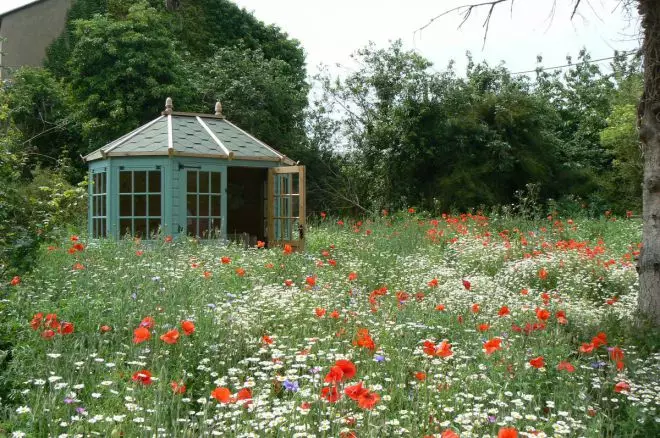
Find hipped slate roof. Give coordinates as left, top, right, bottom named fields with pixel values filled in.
left=83, top=101, right=294, bottom=164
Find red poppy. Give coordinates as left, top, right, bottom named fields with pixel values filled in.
left=555, top=310, right=568, bottom=325
left=579, top=342, right=595, bottom=354
left=408, top=208, right=416, bottom=214
left=283, top=244, right=293, bottom=255
left=160, top=329, right=180, bottom=344
left=345, top=381, right=369, bottom=400
left=59, top=322, right=74, bottom=335
left=441, top=430, right=459, bottom=438
left=133, top=327, right=151, bottom=344
left=10, top=276, right=21, bottom=286
left=339, top=431, right=357, bottom=438
left=435, top=304, right=446, bottom=311
left=262, top=335, right=274, bottom=345
left=609, top=346, right=624, bottom=362
left=335, top=360, right=357, bottom=380
left=353, top=328, right=376, bottom=351
left=315, top=308, right=326, bottom=317
left=135, top=250, right=144, bottom=256
left=140, top=316, right=155, bottom=329
left=235, top=268, right=246, bottom=277
left=235, top=387, right=252, bottom=402
left=538, top=268, right=548, bottom=280
left=535, top=308, right=550, bottom=321
left=414, top=371, right=426, bottom=381
left=170, top=381, right=186, bottom=394
left=256, top=240, right=265, bottom=248
left=592, top=332, right=607, bottom=348
left=203, top=271, right=212, bottom=278
left=41, top=329, right=56, bottom=340
left=221, top=256, right=231, bottom=264
left=428, top=278, right=439, bottom=288
left=211, top=387, right=232, bottom=403
left=498, top=428, right=518, bottom=438
left=483, top=337, right=502, bottom=355
left=557, top=361, right=575, bottom=373
left=320, top=211, right=327, bottom=219
left=72, top=263, right=85, bottom=270
left=284, top=279, right=294, bottom=287
left=132, top=369, right=152, bottom=385
left=471, top=303, right=480, bottom=313
left=73, top=243, right=84, bottom=252
left=305, top=276, right=316, bottom=287
left=30, top=313, right=43, bottom=331
left=348, top=272, right=358, bottom=281
left=462, top=279, right=471, bottom=290
left=529, top=356, right=545, bottom=369
left=357, top=391, right=380, bottom=409
left=321, top=385, right=341, bottom=402
left=70, top=235, right=79, bottom=242
left=478, top=323, right=490, bottom=332
left=100, top=325, right=112, bottom=333
left=498, top=306, right=510, bottom=317
left=324, top=366, right=345, bottom=383
left=520, top=288, right=529, bottom=296
left=181, top=320, right=195, bottom=336
left=329, top=310, right=340, bottom=319
left=164, top=235, right=173, bottom=243
left=614, top=381, right=630, bottom=393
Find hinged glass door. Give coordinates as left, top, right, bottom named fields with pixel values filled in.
left=267, top=166, right=306, bottom=250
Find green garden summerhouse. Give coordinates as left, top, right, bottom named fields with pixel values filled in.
left=84, top=98, right=306, bottom=249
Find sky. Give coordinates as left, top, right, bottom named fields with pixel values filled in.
left=1, top=0, right=641, bottom=77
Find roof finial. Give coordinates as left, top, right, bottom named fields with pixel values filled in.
left=164, top=97, right=173, bottom=115
left=215, top=101, right=224, bottom=118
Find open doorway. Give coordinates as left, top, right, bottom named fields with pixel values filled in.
left=227, top=167, right=267, bottom=244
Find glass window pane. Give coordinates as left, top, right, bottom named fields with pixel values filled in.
left=149, top=195, right=161, bottom=216
left=119, top=219, right=132, bottom=237
left=283, top=218, right=291, bottom=240
left=100, top=173, right=105, bottom=194
left=187, top=171, right=197, bottom=193
left=134, top=219, right=147, bottom=238
left=100, top=195, right=106, bottom=217
left=187, top=219, right=197, bottom=237
left=274, top=218, right=281, bottom=240
left=148, top=171, right=161, bottom=193
left=199, top=195, right=209, bottom=216
left=134, top=171, right=146, bottom=193
left=100, top=219, right=106, bottom=238
left=93, top=174, right=99, bottom=194
left=199, top=172, right=209, bottom=193
left=280, top=196, right=290, bottom=218
left=209, top=217, right=221, bottom=233
left=120, top=171, right=132, bottom=193
left=280, top=175, right=290, bottom=194
left=211, top=195, right=221, bottom=216
left=273, top=175, right=280, bottom=196
left=120, top=195, right=132, bottom=216
left=187, top=195, right=197, bottom=216
left=134, top=195, right=146, bottom=217
left=292, top=173, right=299, bottom=195
left=211, top=172, right=221, bottom=193
left=199, top=218, right=210, bottom=237
left=148, top=220, right=161, bottom=238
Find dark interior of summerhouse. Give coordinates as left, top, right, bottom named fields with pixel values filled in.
left=227, top=167, right=267, bottom=245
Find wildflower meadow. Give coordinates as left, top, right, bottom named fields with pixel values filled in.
left=1, top=212, right=659, bottom=438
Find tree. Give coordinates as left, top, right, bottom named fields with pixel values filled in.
left=313, top=42, right=571, bottom=213
left=66, top=1, right=183, bottom=151
left=418, top=0, right=660, bottom=325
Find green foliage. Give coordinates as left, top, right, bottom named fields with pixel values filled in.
left=66, top=2, right=183, bottom=150
left=2, top=67, right=82, bottom=180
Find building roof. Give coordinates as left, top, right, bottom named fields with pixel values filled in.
left=83, top=100, right=295, bottom=165
left=0, top=0, right=44, bottom=17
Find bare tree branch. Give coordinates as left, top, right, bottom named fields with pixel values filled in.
left=414, top=0, right=586, bottom=46
left=570, top=0, right=583, bottom=20
left=414, top=0, right=508, bottom=36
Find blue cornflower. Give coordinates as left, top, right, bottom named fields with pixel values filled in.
left=283, top=380, right=299, bottom=392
